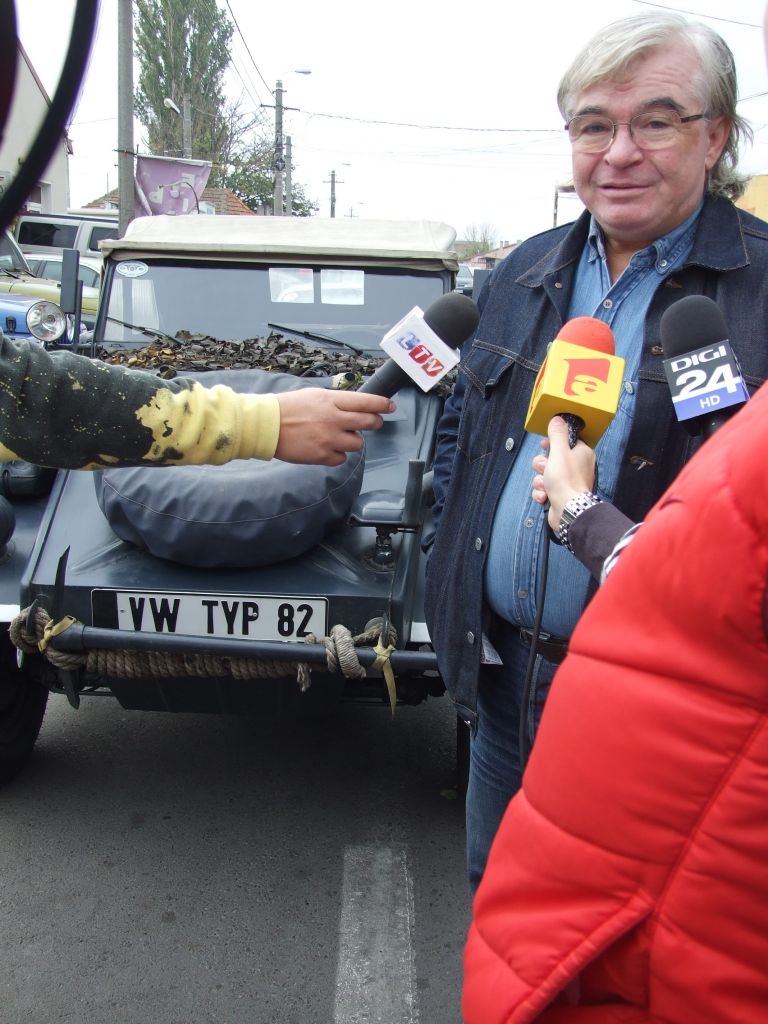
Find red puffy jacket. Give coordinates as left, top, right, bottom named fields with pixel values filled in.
left=463, top=383, right=768, bottom=1024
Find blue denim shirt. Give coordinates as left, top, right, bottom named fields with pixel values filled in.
left=424, top=196, right=768, bottom=724
left=484, top=207, right=701, bottom=637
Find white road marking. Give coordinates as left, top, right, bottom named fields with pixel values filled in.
left=334, top=843, right=419, bottom=1024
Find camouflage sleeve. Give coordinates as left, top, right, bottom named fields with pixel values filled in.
left=0, top=335, right=280, bottom=469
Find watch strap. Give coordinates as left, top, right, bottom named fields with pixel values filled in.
left=557, top=491, right=602, bottom=552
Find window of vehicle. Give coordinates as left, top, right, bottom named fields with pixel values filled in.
left=102, top=260, right=446, bottom=349
left=27, top=257, right=101, bottom=289
left=86, top=225, right=119, bottom=252
left=17, top=221, right=77, bottom=248
left=0, top=232, right=32, bottom=273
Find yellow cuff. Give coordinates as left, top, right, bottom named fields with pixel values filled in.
left=232, top=391, right=281, bottom=461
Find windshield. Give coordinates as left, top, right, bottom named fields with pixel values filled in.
left=0, top=232, right=32, bottom=274
left=99, top=260, right=448, bottom=352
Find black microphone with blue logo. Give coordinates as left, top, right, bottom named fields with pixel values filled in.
left=660, top=295, right=749, bottom=440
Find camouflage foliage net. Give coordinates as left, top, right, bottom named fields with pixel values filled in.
left=95, top=330, right=456, bottom=396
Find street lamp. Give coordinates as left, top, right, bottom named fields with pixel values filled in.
left=270, top=71, right=311, bottom=216
left=163, top=95, right=192, bottom=159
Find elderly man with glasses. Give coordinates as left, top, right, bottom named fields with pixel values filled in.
left=424, top=10, right=768, bottom=893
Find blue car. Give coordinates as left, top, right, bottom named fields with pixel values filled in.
left=0, top=291, right=73, bottom=345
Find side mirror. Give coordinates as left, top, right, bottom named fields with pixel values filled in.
left=59, top=248, right=83, bottom=340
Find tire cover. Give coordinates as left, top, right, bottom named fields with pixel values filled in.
left=93, top=368, right=365, bottom=568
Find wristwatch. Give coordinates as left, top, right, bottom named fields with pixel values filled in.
left=556, top=491, right=602, bottom=552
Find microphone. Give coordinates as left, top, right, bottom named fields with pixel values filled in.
left=660, top=295, right=749, bottom=440
left=359, top=292, right=480, bottom=397
left=524, top=317, right=625, bottom=447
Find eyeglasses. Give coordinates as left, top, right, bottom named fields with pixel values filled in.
left=565, top=110, right=708, bottom=153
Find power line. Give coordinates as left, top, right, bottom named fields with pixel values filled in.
left=629, top=0, right=761, bottom=27
left=301, top=110, right=562, bottom=133
left=221, top=0, right=273, bottom=94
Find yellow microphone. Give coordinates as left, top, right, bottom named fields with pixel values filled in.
left=524, top=317, right=625, bottom=447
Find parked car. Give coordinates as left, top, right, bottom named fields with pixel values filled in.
left=14, top=210, right=118, bottom=258
left=25, top=251, right=102, bottom=291
left=455, top=262, right=474, bottom=296
left=0, top=230, right=100, bottom=328
left=0, top=214, right=471, bottom=785
left=0, top=291, right=75, bottom=345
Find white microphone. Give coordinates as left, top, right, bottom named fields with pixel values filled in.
left=359, top=293, right=479, bottom=397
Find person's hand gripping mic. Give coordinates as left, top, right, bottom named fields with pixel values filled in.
left=531, top=416, right=597, bottom=531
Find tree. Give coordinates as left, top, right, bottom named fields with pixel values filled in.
left=224, top=137, right=318, bottom=217
left=135, top=0, right=234, bottom=168
left=134, top=0, right=316, bottom=214
left=461, top=223, right=499, bottom=259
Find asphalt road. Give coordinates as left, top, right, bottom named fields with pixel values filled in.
left=1, top=690, right=470, bottom=1024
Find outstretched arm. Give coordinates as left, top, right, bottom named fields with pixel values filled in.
left=0, top=335, right=393, bottom=470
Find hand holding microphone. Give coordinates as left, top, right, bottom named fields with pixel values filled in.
left=359, top=292, right=480, bottom=397
left=531, top=417, right=597, bottom=531
left=525, top=316, right=622, bottom=546
left=524, top=317, right=624, bottom=447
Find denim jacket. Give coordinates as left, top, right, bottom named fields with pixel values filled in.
left=424, top=196, right=768, bottom=724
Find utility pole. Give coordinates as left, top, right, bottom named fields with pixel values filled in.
left=272, top=80, right=285, bottom=216
left=325, top=169, right=343, bottom=218
left=182, top=94, right=192, bottom=159
left=285, top=136, right=292, bottom=216
left=117, top=0, right=135, bottom=234
left=262, top=75, right=307, bottom=216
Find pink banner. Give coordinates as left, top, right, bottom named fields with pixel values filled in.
left=134, top=154, right=212, bottom=216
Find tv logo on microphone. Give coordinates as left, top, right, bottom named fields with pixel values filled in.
left=563, top=357, right=613, bottom=396
left=395, top=331, right=447, bottom=378
left=662, top=340, right=749, bottom=421
left=379, top=306, right=460, bottom=392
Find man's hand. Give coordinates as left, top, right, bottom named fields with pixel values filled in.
left=531, top=415, right=597, bottom=529
left=275, top=388, right=395, bottom=466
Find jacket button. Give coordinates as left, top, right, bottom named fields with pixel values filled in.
left=650, top=345, right=663, bottom=356
left=474, top=537, right=482, bottom=551
left=505, top=437, right=514, bottom=451
left=467, top=631, right=476, bottom=645
left=554, top=281, right=563, bottom=289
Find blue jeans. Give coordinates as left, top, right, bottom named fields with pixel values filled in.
left=466, top=620, right=559, bottom=892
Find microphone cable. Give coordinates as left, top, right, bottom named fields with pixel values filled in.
left=518, top=513, right=551, bottom=771
left=518, top=458, right=600, bottom=771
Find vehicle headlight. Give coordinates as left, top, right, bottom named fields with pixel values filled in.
left=25, top=300, right=66, bottom=343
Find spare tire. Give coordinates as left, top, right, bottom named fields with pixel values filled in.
left=93, top=369, right=365, bottom=568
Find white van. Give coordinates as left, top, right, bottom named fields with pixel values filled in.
left=14, top=210, right=118, bottom=257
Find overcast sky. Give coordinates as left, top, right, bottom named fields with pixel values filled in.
left=16, top=0, right=768, bottom=244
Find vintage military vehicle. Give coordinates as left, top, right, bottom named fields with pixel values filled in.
left=0, top=214, right=472, bottom=784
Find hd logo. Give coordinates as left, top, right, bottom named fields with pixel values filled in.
left=662, top=340, right=749, bottom=421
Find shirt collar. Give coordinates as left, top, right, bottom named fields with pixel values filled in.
left=586, top=201, right=704, bottom=272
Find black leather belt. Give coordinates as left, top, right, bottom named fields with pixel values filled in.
left=519, top=627, right=569, bottom=664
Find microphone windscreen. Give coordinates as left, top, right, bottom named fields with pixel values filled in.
left=660, top=295, right=729, bottom=357
left=423, top=292, right=480, bottom=348
left=558, top=316, right=615, bottom=354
